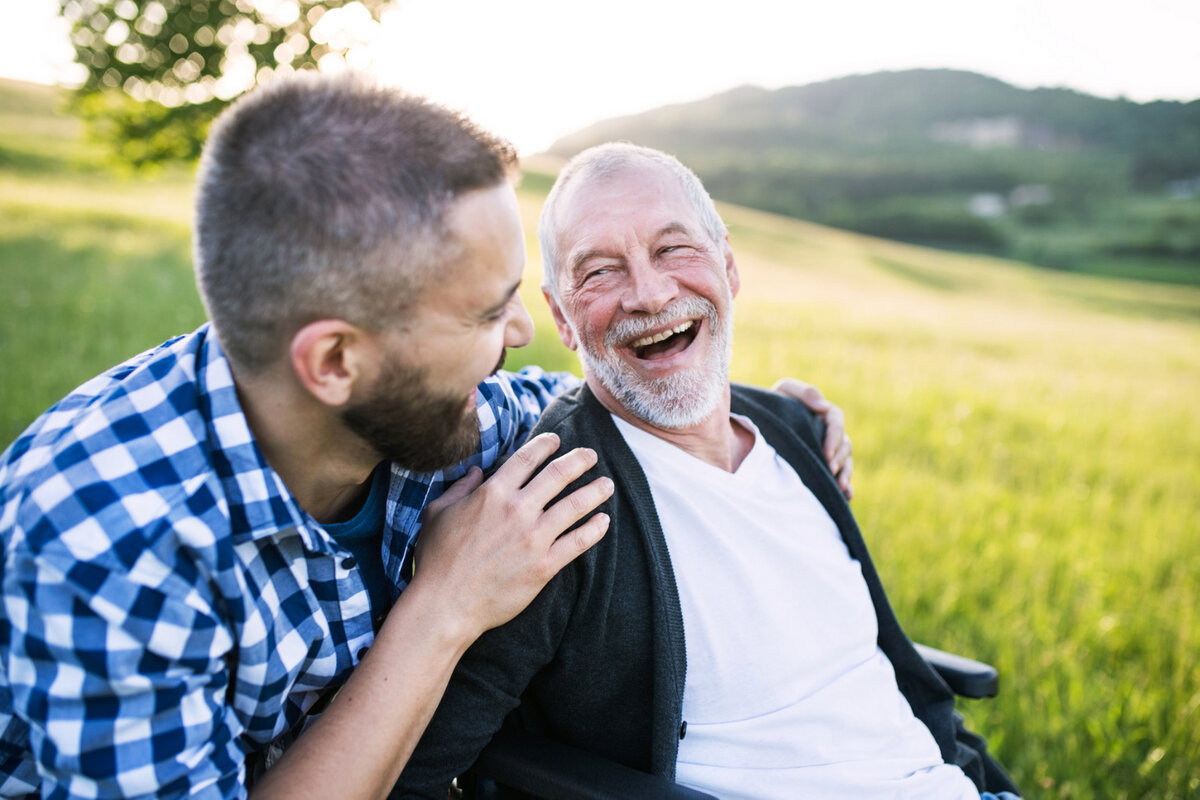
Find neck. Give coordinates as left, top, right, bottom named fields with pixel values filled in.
left=234, top=365, right=380, bottom=524
left=592, top=382, right=754, bottom=473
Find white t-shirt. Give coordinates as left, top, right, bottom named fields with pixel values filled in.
left=612, top=414, right=980, bottom=800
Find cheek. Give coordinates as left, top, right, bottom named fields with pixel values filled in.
left=477, top=326, right=508, bottom=370
left=570, top=297, right=617, bottom=342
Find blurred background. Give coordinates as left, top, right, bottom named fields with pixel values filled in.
left=1, top=1, right=1198, bottom=797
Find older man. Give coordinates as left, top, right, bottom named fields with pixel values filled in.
left=0, top=77, right=849, bottom=799
left=392, top=144, right=1020, bottom=799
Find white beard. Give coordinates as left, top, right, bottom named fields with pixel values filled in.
left=575, top=294, right=733, bottom=430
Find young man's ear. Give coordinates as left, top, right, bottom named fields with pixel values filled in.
left=543, top=288, right=578, bottom=351
left=289, top=320, right=370, bottom=407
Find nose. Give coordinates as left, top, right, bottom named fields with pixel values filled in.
left=622, top=256, right=677, bottom=315
left=504, top=292, right=535, bottom=349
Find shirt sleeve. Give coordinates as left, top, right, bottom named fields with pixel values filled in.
left=442, top=367, right=581, bottom=481
left=3, top=522, right=244, bottom=800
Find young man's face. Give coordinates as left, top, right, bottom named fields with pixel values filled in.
left=343, top=181, right=534, bottom=471
left=546, top=166, right=739, bottom=429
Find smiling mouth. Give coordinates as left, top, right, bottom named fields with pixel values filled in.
left=628, top=319, right=700, bottom=360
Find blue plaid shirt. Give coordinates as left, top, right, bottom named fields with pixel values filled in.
left=0, top=325, right=577, bottom=799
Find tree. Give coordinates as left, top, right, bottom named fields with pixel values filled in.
left=58, top=0, right=392, bottom=166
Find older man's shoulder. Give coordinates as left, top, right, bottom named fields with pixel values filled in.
left=529, top=384, right=597, bottom=439
left=730, top=382, right=815, bottom=418
left=730, top=383, right=825, bottom=451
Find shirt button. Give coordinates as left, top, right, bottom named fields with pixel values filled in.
left=678, top=721, right=687, bottom=739
left=341, top=556, right=357, bottom=570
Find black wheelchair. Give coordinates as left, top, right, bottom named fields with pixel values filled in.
left=456, top=643, right=999, bottom=800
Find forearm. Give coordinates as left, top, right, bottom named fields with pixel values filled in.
left=256, top=435, right=609, bottom=800
left=250, top=579, right=476, bottom=800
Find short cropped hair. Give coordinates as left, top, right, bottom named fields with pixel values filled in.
left=538, top=142, right=727, bottom=299
left=194, top=71, right=517, bottom=372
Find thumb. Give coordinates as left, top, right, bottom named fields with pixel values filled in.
left=427, top=466, right=484, bottom=513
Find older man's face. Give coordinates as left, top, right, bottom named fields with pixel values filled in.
left=546, top=166, right=739, bottom=429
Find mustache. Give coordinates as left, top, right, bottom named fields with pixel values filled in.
left=604, top=296, right=718, bottom=348
left=491, top=349, right=506, bottom=376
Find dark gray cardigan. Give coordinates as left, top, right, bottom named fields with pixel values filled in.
left=393, top=383, right=1017, bottom=798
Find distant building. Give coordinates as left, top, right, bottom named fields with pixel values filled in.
left=1010, top=184, right=1052, bottom=206
left=1166, top=177, right=1200, bottom=200
left=969, top=193, right=1007, bottom=218
left=932, top=116, right=1023, bottom=149
left=930, top=117, right=1076, bottom=151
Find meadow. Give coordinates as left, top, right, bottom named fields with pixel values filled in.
left=2, top=78, right=1198, bottom=798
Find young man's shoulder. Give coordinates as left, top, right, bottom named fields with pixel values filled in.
left=1, top=328, right=228, bottom=563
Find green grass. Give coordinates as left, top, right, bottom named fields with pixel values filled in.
left=3, top=81, right=1200, bottom=798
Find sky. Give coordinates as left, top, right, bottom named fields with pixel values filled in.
left=4, top=0, right=1199, bottom=154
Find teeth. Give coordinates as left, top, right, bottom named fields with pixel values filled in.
left=630, top=320, right=694, bottom=349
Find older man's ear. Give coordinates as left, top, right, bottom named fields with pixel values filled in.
left=722, top=235, right=741, bottom=298
left=543, top=288, right=579, bottom=352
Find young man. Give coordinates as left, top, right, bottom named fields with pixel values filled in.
left=392, top=144, right=1019, bottom=799
left=0, top=77, right=850, bottom=799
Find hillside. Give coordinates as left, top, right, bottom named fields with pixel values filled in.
left=547, top=69, right=1200, bottom=283
left=2, top=77, right=1200, bottom=799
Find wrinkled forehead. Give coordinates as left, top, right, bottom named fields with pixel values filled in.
left=556, top=163, right=702, bottom=252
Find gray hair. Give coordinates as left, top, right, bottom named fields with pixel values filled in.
left=194, top=71, right=517, bottom=372
left=538, top=142, right=727, bottom=299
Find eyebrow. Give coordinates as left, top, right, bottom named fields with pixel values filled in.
left=568, top=222, right=696, bottom=277
left=481, top=279, right=521, bottom=317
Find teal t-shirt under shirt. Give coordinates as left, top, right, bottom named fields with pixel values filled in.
left=324, top=463, right=390, bottom=621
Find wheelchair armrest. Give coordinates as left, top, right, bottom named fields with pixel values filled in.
left=471, top=730, right=718, bottom=800
left=465, top=647, right=997, bottom=799
left=913, top=643, right=999, bottom=699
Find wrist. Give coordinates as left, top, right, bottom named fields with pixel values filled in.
left=380, top=572, right=481, bottom=657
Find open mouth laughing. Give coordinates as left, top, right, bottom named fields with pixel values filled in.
left=626, top=318, right=702, bottom=361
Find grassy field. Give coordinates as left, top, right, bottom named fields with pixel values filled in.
left=2, top=79, right=1199, bottom=798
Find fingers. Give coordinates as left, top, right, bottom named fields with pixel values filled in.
left=425, top=466, right=483, bottom=515
left=547, top=512, right=610, bottom=571
left=488, top=432, right=564, bottom=489
left=519, top=446, right=601, bottom=509
left=837, top=455, right=854, bottom=501
left=539, top=476, right=614, bottom=537
left=821, top=405, right=847, bottom=461
left=826, top=424, right=854, bottom=499
left=772, top=378, right=832, bottom=413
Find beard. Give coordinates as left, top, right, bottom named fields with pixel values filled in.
left=341, top=355, right=493, bottom=473
left=575, top=295, right=733, bottom=430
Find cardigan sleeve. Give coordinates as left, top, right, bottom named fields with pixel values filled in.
left=389, top=550, right=579, bottom=799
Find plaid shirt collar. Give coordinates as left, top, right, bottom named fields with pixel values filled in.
left=196, top=329, right=330, bottom=553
